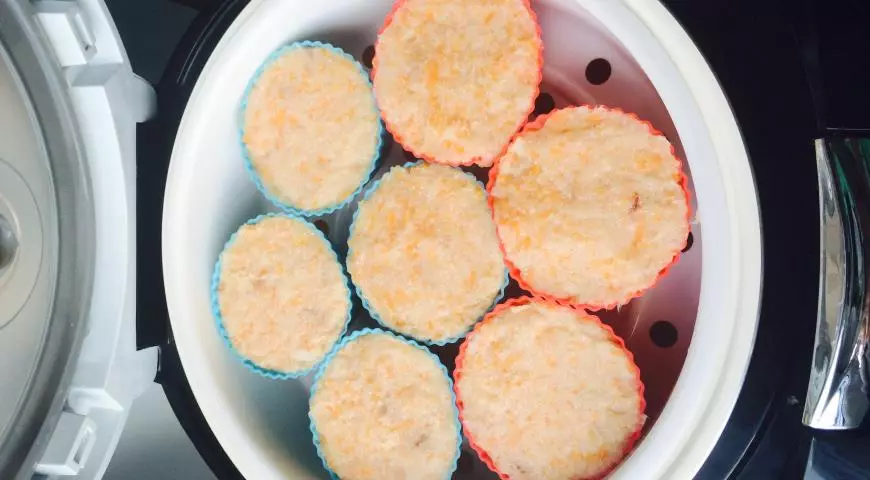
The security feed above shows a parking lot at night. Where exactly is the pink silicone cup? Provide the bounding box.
[453,296,647,480]
[486,105,693,311]
[372,0,544,167]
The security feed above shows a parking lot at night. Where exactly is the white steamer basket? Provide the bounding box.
[162,0,762,478]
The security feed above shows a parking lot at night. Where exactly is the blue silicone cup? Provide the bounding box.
[238,41,384,217]
[210,212,353,379]
[308,328,462,480]
[347,162,510,346]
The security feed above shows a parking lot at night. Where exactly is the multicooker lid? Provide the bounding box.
[0,0,95,477]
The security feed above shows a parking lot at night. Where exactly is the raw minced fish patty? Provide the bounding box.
[374,0,542,166]
[490,106,690,307]
[242,45,380,212]
[214,215,349,374]
[310,332,460,480]
[348,163,505,343]
[455,299,645,480]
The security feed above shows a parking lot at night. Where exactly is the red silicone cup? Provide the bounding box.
[372,0,544,167]
[486,106,693,311]
[454,296,647,480]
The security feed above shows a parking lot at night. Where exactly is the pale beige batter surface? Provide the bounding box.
[374,0,541,166]
[491,106,690,306]
[216,215,349,373]
[347,163,505,342]
[243,46,379,211]
[310,332,459,480]
[457,300,644,480]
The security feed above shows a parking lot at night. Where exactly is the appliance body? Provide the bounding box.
[0,0,157,478]
[160,0,762,477]
[139,0,870,478]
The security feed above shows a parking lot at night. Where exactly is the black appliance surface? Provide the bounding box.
[120,0,870,479]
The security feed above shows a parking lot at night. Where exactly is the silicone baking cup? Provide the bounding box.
[454,296,647,480]
[210,213,352,379]
[487,105,692,310]
[372,0,543,167]
[347,162,509,345]
[308,328,462,480]
[239,41,383,216]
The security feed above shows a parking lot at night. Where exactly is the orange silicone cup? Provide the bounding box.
[372,0,544,167]
[486,106,693,311]
[453,296,647,480]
